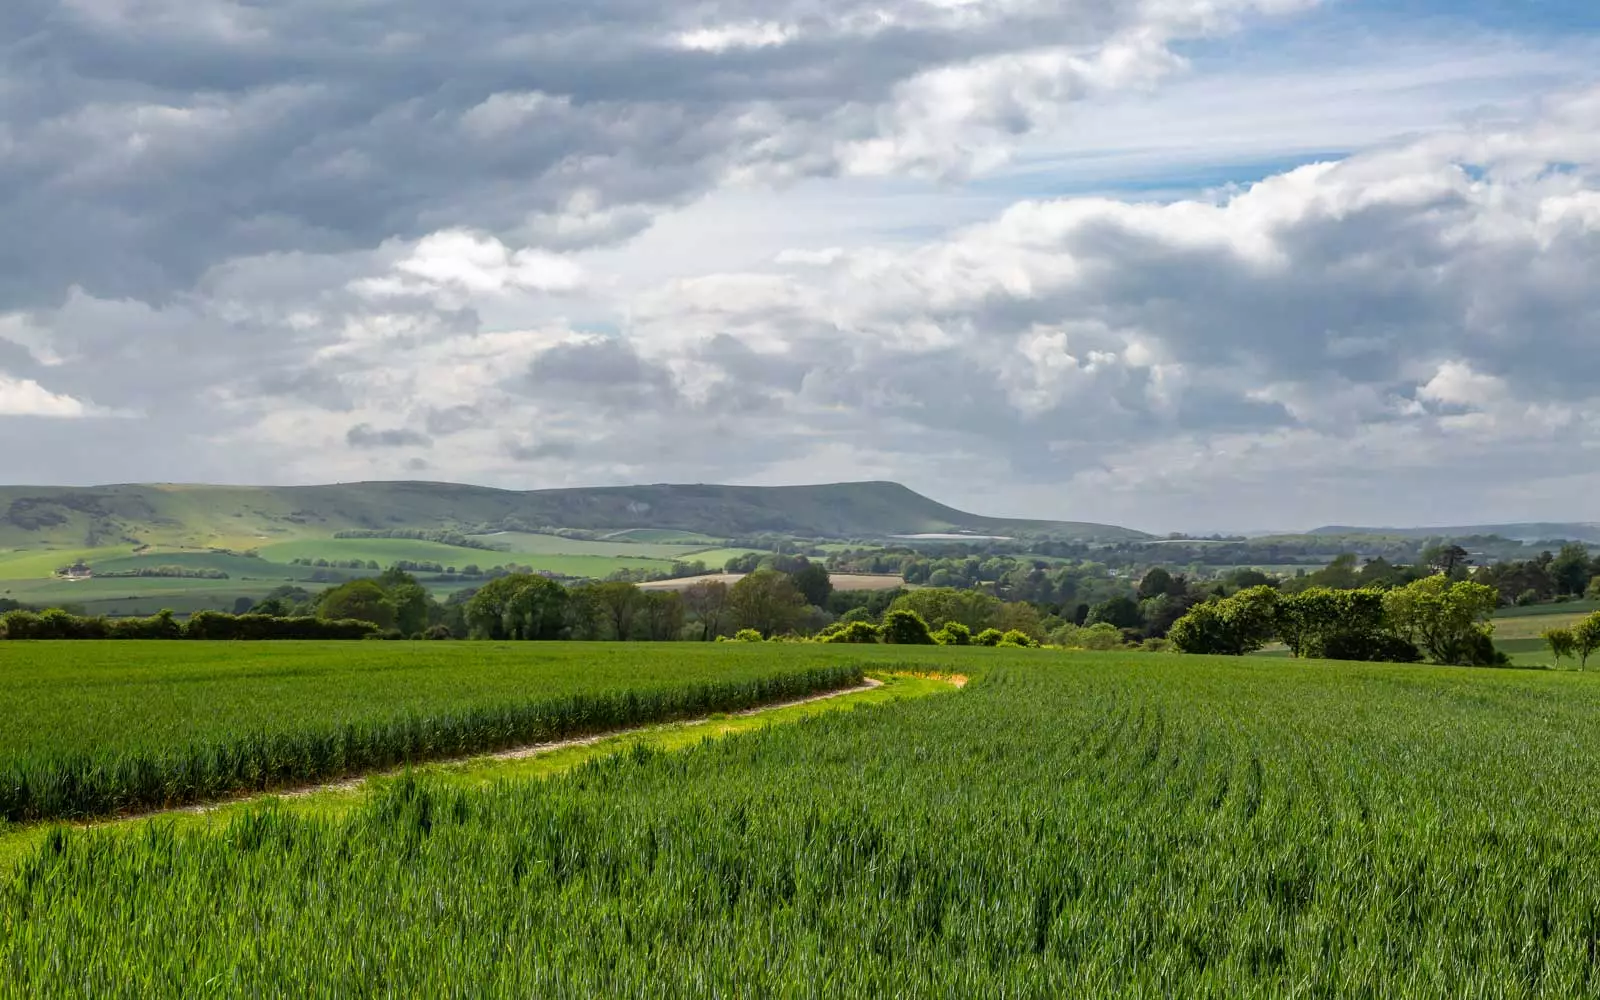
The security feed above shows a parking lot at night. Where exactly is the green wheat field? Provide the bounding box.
[5,643,1600,996]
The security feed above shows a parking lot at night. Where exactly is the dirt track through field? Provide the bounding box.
[279,677,888,798]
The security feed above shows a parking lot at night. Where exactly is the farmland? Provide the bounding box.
[7,648,1600,994]
[0,641,871,822]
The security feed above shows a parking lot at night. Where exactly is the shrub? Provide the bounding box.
[997,629,1037,648]
[820,621,882,644]
[881,610,935,645]
[1318,630,1422,664]
[973,628,1004,647]
[732,629,766,643]
[933,622,971,646]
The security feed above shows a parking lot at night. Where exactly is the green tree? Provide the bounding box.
[640,590,686,641]
[1168,587,1278,656]
[388,582,432,636]
[888,588,1001,631]
[465,574,569,640]
[1087,596,1143,632]
[1544,627,1577,669]
[681,579,731,640]
[591,581,645,640]
[1574,613,1600,672]
[1422,544,1472,578]
[1382,575,1500,665]
[881,609,935,645]
[316,580,395,629]
[728,569,807,638]
[1552,544,1593,597]
[1137,567,1175,601]
[788,561,834,608]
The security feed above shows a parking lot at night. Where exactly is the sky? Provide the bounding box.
[1,0,1598,534]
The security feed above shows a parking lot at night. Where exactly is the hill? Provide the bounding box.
[0,480,1145,551]
[1307,522,1600,544]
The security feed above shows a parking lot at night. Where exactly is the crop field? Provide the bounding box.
[0,642,870,823]
[7,650,1600,995]
[1489,605,1600,666]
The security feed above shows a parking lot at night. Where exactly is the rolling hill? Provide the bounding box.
[0,480,1147,551]
[1307,522,1600,544]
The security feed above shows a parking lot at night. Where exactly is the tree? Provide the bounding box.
[389,581,432,636]
[728,569,807,638]
[1087,596,1143,632]
[464,574,568,640]
[888,588,1001,631]
[992,601,1045,642]
[1168,587,1278,656]
[1382,575,1500,666]
[591,581,645,640]
[1422,544,1472,578]
[1275,587,1397,660]
[881,609,935,645]
[788,560,833,608]
[1552,544,1593,597]
[640,590,686,641]
[681,579,731,640]
[1137,567,1175,602]
[316,580,395,630]
[1574,613,1600,672]
[1544,627,1577,669]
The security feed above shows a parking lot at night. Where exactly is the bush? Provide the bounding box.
[731,629,766,643]
[424,624,454,640]
[181,613,379,641]
[997,629,1037,648]
[1048,622,1125,651]
[1318,630,1422,664]
[973,628,1004,647]
[933,622,971,646]
[820,621,882,644]
[881,610,935,645]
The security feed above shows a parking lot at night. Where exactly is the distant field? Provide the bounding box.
[640,572,905,592]
[595,529,724,545]
[675,547,769,567]
[1494,600,1600,619]
[256,538,526,567]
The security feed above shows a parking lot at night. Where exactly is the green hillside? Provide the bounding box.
[0,480,1144,551]
[1308,522,1600,544]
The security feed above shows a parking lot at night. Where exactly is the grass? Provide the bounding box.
[1494,600,1600,619]
[0,673,956,874]
[9,651,1600,994]
[0,641,878,822]
[490,532,722,558]
[597,529,726,545]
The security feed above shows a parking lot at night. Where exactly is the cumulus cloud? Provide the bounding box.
[3,0,1598,530]
[0,0,1308,309]
[0,375,96,418]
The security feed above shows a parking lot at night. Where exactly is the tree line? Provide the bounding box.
[1166,576,1508,666]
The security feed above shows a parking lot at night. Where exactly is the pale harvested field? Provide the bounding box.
[639,572,906,592]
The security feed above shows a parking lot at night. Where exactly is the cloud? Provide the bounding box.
[4,5,1599,531]
[0,375,95,418]
[346,423,432,449]
[0,0,1309,309]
